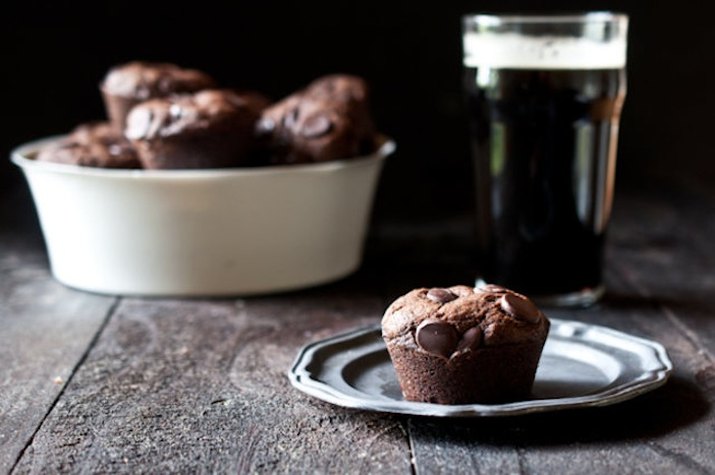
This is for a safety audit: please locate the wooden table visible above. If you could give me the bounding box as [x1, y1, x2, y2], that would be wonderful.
[1, 181, 714, 474]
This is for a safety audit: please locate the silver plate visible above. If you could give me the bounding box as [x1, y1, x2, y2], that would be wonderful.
[288, 319, 673, 417]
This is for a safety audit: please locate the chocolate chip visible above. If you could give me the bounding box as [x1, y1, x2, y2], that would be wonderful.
[477, 284, 508, 294]
[284, 107, 300, 129]
[226, 95, 247, 108]
[107, 144, 123, 156]
[426, 288, 457, 304]
[416, 320, 459, 359]
[125, 108, 154, 140]
[500, 293, 542, 323]
[455, 326, 482, 353]
[256, 117, 275, 135]
[169, 103, 183, 119]
[301, 114, 333, 138]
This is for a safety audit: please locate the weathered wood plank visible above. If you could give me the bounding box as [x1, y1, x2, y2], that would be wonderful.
[0, 231, 116, 474]
[608, 186, 715, 355]
[12, 289, 412, 474]
[7, 181, 715, 474]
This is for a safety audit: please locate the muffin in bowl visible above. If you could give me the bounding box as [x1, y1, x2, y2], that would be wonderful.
[382, 285, 550, 404]
[100, 61, 215, 130]
[36, 122, 140, 169]
[125, 89, 263, 169]
[12, 67, 394, 296]
[256, 74, 376, 165]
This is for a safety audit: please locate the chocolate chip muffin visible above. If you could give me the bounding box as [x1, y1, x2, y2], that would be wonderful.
[101, 61, 215, 131]
[125, 89, 262, 169]
[303, 74, 375, 139]
[255, 74, 376, 164]
[36, 122, 141, 169]
[382, 285, 550, 404]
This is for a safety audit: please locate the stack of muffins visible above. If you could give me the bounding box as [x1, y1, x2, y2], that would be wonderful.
[37, 62, 378, 170]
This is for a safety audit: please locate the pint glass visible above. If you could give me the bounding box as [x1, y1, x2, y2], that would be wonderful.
[462, 13, 628, 306]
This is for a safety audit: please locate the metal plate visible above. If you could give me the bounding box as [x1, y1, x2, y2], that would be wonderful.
[288, 319, 673, 417]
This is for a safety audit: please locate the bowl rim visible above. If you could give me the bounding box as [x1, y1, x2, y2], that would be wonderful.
[11, 135, 396, 180]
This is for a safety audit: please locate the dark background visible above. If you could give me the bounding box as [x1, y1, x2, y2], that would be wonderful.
[3, 0, 714, 226]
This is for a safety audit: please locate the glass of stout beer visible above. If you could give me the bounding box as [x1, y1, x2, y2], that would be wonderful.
[462, 13, 628, 306]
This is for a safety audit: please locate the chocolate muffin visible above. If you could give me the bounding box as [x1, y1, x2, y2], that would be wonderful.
[36, 122, 141, 169]
[256, 74, 376, 164]
[381, 285, 550, 404]
[304, 74, 374, 138]
[125, 89, 262, 169]
[101, 61, 215, 130]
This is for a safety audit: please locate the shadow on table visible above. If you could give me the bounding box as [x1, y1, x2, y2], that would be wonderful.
[406, 375, 710, 445]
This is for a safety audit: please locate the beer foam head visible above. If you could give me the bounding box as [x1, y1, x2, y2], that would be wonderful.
[463, 32, 627, 70]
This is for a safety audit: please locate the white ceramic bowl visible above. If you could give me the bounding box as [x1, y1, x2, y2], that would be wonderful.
[12, 137, 394, 296]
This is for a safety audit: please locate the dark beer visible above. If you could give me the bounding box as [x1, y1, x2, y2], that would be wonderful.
[464, 66, 626, 298]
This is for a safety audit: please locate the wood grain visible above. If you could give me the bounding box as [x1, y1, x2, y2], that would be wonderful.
[4, 182, 715, 474]
[609, 187, 715, 355]
[0, 234, 116, 473]
[12, 291, 412, 474]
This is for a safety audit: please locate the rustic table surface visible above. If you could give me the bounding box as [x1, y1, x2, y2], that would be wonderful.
[1, 180, 714, 475]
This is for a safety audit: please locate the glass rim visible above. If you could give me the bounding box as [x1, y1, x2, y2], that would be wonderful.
[463, 11, 628, 26]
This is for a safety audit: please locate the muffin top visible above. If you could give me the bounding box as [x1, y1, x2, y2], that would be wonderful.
[255, 74, 376, 164]
[36, 122, 140, 169]
[101, 61, 215, 100]
[125, 89, 262, 141]
[256, 94, 362, 163]
[304, 74, 369, 105]
[382, 285, 550, 358]
[304, 74, 374, 138]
